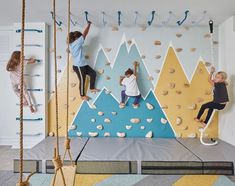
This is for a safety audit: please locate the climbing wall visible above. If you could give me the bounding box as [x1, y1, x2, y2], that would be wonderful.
[155, 47, 218, 138]
[69, 89, 175, 138]
[48, 58, 88, 136]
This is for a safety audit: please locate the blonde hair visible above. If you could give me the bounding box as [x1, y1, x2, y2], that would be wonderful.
[6, 51, 21, 71]
[217, 71, 228, 85]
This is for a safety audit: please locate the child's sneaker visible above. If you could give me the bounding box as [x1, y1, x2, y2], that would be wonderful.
[90, 88, 100, 94]
[132, 104, 139, 109]
[81, 96, 90, 101]
[119, 103, 125, 109]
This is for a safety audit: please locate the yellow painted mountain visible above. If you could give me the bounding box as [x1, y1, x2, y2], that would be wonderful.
[155, 47, 218, 138]
[48, 58, 88, 136]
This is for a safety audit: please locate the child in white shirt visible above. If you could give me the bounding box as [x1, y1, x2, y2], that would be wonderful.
[120, 62, 141, 109]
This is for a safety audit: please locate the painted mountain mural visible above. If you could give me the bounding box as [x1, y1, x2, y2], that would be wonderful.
[69, 89, 175, 138]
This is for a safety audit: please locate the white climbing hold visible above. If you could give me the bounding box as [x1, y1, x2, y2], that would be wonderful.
[147, 76, 154, 81]
[188, 133, 197, 138]
[97, 125, 103, 130]
[126, 125, 132, 130]
[98, 111, 104, 116]
[176, 117, 182, 125]
[176, 104, 181, 109]
[161, 118, 168, 124]
[70, 83, 76, 88]
[105, 90, 111, 94]
[105, 61, 111, 66]
[111, 112, 117, 115]
[104, 118, 111, 123]
[168, 68, 175, 73]
[127, 40, 132, 45]
[175, 133, 182, 138]
[154, 40, 161, 45]
[76, 132, 82, 137]
[176, 48, 183, 53]
[104, 132, 110, 137]
[188, 104, 197, 110]
[145, 131, 153, 138]
[182, 126, 188, 130]
[147, 118, 153, 123]
[90, 104, 97, 109]
[117, 132, 126, 138]
[98, 69, 104, 74]
[112, 26, 118, 31]
[49, 132, 54, 137]
[146, 103, 154, 110]
[162, 90, 168, 96]
[69, 125, 77, 130]
[104, 48, 112, 52]
[91, 118, 96, 123]
[89, 132, 98, 137]
[140, 126, 145, 130]
[155, 55, 161, 59]
[130, 118, 140, 124]
[176, 33, 182, 38]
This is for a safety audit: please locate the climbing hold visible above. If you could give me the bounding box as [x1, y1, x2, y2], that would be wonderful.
[213, 41, 219, 45]
[127, 40, 132, 45]
[176, 104, 181, 109]
[176, 117, 182, 125]
[188, 104, 197, 110]
[90, 104, 97, 109]
[168, 82, 175, 89]
[154, 40, 161, 45]
[188, 133, 197, 138]
[117, 132, 126, 138]
[155, 55, 161, 59]
[205, 90, 212, 95]
[69, 97, 76, 101]
[112, 26, 118, 31]
[176, 48, 183, 53]
[104, 132, 110, 137]
[126, 125, 132, 130]
[190, 48, 196, 52]
[69, 125, 77, 130]
[175, 133, 182, 138]
[85, 55, 89, 59]
[161, 118, 168, 124]
[161, 105, 168, 109]
[197, 97, 204, 103]
[56, 27, 62, 32]
[176, 33, 182, 38]
[106, 76, 111, 80]
[182, 126, 188, 130]
[147, 118, 153, 123]
[91, 118, 96, 123]
[97, 125, 103, 130]
[162, 90, 168, 96]
[104, 118, 111, 123]
[184, 83, 190, 88]
[141, 55, 146, 59]
[49, 132, 54, 137]
[98, 111, 104, 116]
[111, 112, 117, 115]
[204, 33, 211, 38]
[147, 76, 154, 81]
[70, 83, 76, 88]
[104, 48, 112, 52]
[89, 132, 98, 137]
[57, 69, 62, 73]
[168, 68, 175, 73]
[57, 55, 62, 59]
[140, 126, 145, 130]
[105, 90, 111, 94]
[145, 131, 153, 138]
[76, 132, 82, 137]
[98, 69, 104, 74]
[155, 69, 161, 73]
[70, 112, 76, 116]
[130, 118, 141, 124]
[140, 25, 147, 31]
[176, 90, 182, 94]
[146, 103, 154, 110]
[199, 68, 204, 74]
[204, 62, 211, 67]
[105, 61, 111, 66]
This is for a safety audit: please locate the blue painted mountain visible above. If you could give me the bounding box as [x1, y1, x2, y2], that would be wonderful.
[69, 89, 175, 138]
[87, 42, 153, 103]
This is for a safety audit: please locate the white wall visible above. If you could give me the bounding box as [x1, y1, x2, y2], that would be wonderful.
[219, 16, 235, 146]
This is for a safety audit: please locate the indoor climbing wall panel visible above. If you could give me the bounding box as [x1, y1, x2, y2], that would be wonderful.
[69, 89, 175, 138]
[155, 47, 218, 138]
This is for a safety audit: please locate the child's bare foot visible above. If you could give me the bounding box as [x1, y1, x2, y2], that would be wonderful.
[200, 121, 207, 128]
[132, 104, 139, 109]
[119, 103, 125, 109]
[81, 96, 90, 101]
[194, 118, 200, 122]
[30, 105, 36, 113]
[90, 88, 100, 93]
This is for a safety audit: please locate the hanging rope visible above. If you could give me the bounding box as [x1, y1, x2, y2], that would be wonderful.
[62, 0, 74, 166]
[51, 0, 66, 185]
[17, 0, 35, 185]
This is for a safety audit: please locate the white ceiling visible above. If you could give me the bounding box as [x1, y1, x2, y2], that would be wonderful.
[1, 0, 235, 27]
